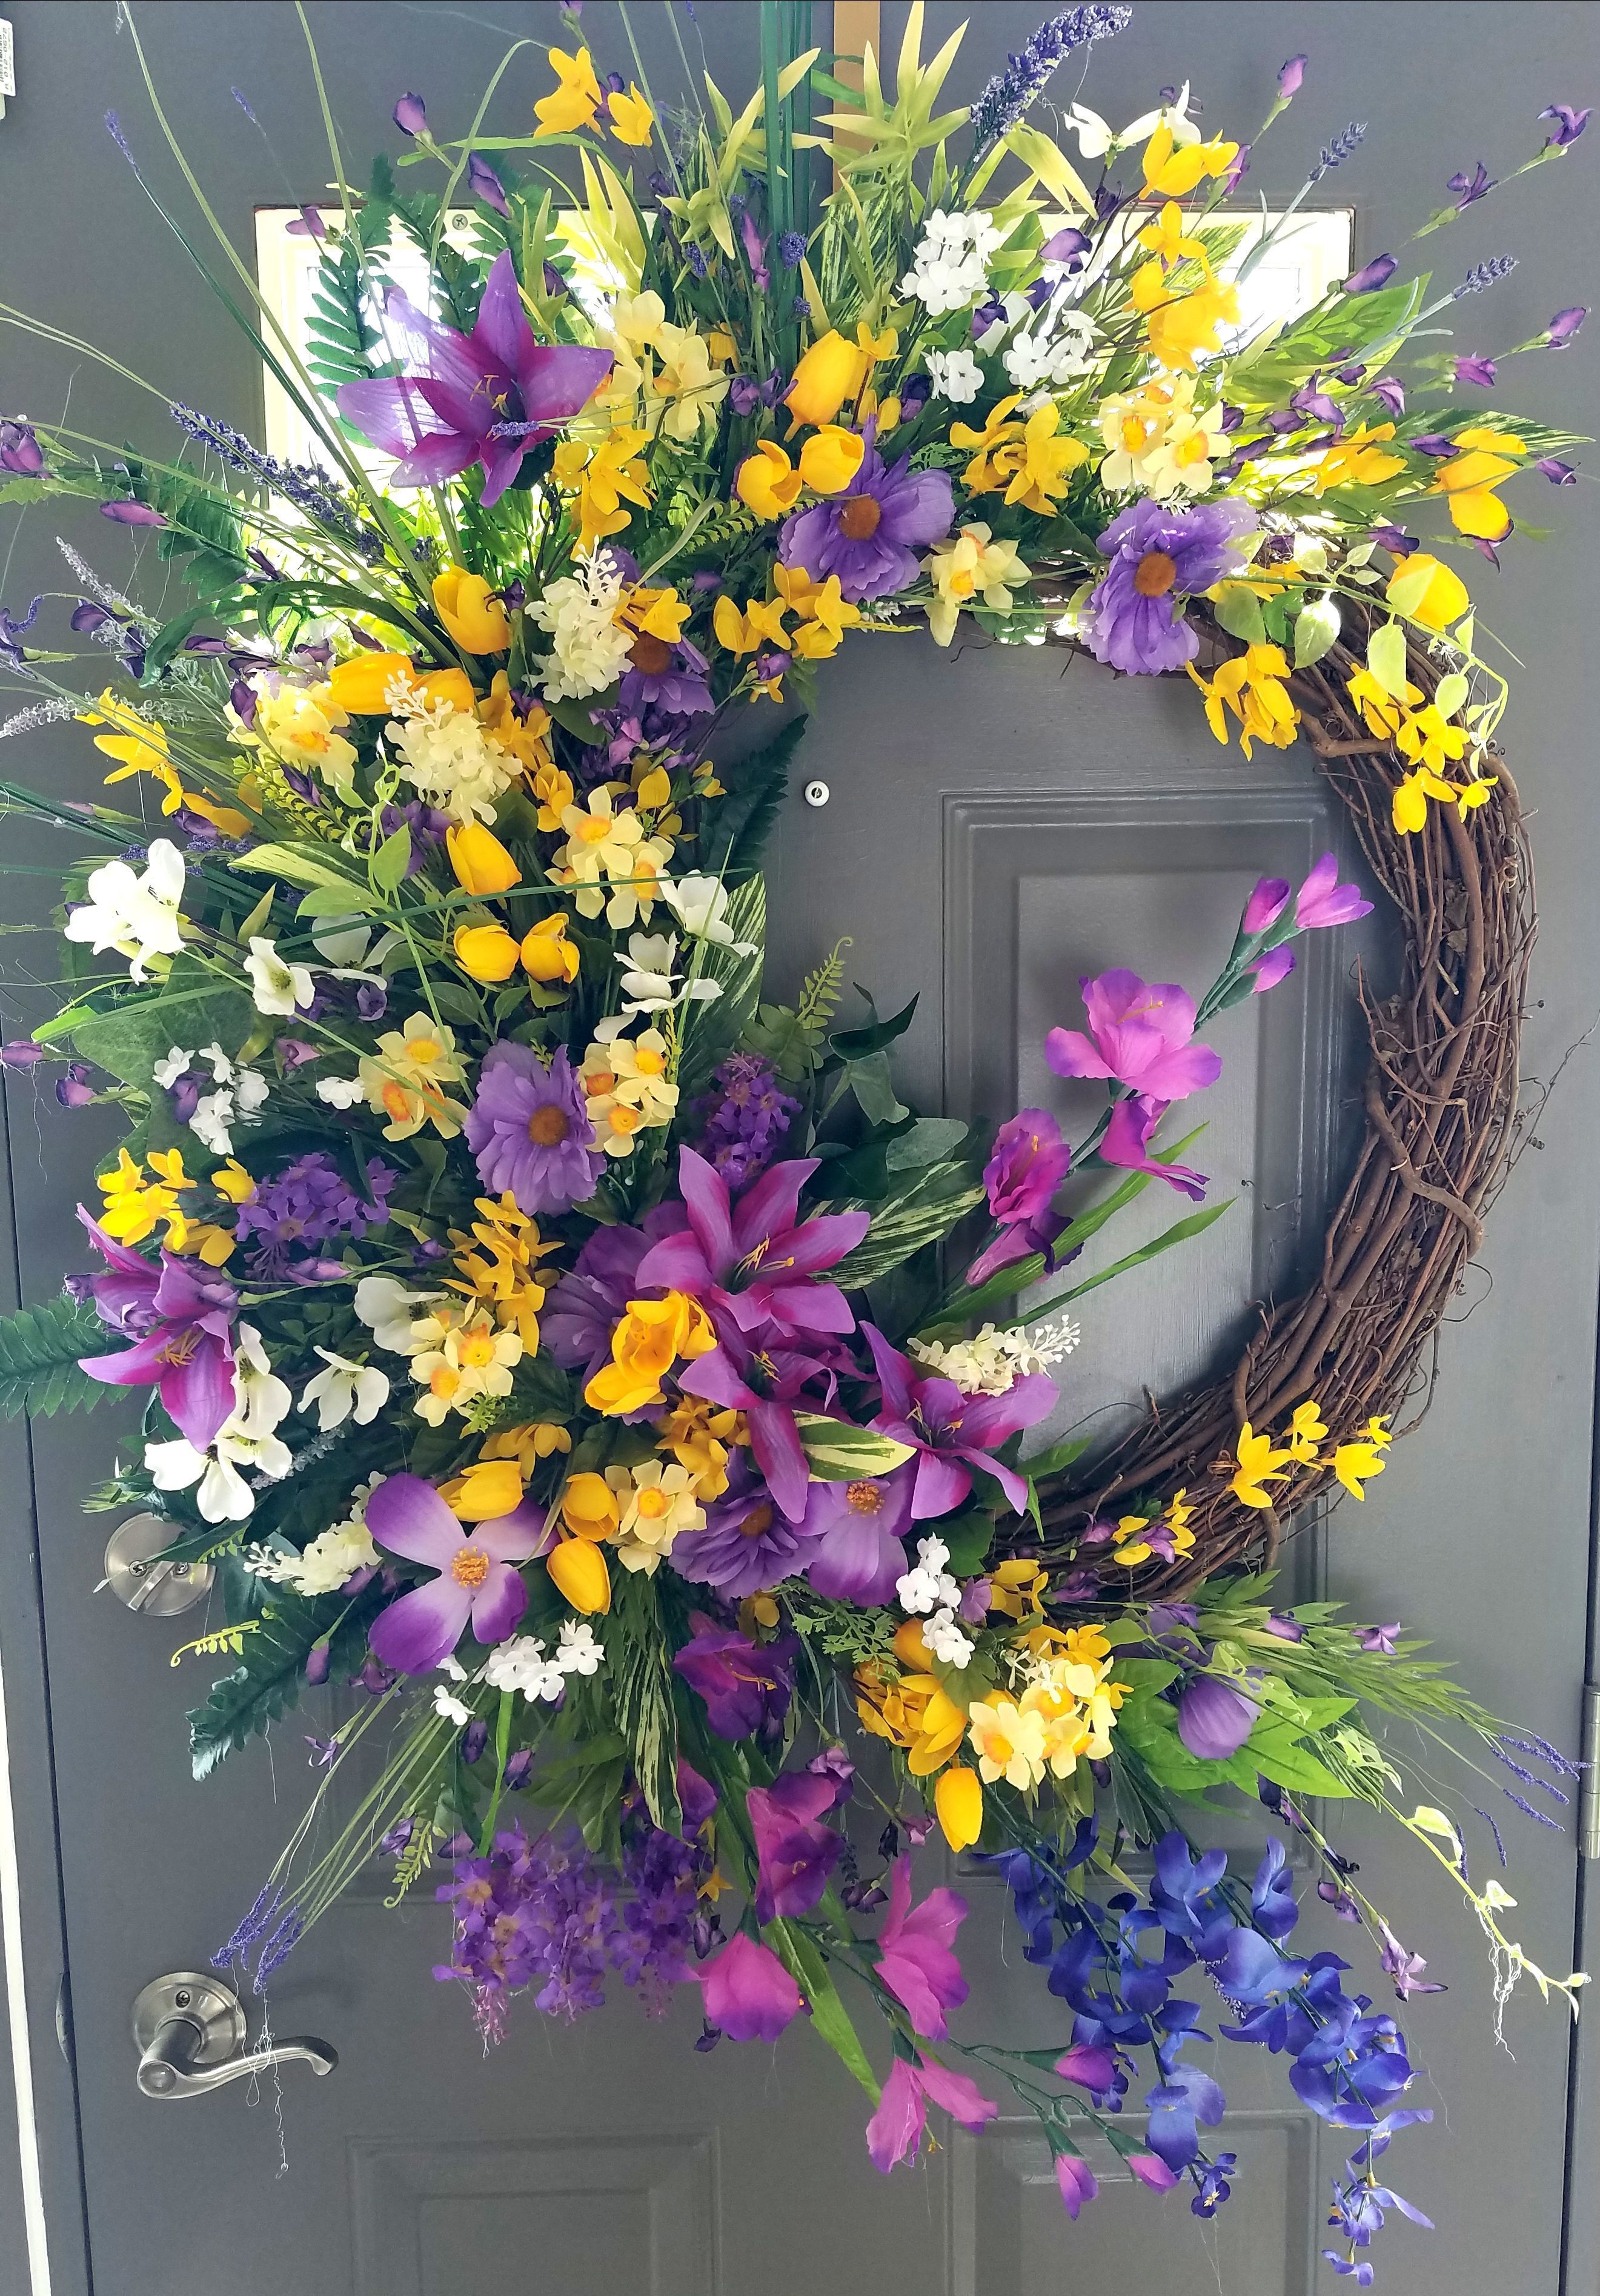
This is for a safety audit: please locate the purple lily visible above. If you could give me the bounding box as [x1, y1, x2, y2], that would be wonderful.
[1378, 1921, 1446, 2001]
[76, 1216, 237, 1446]
[543, 1219, 654, 1381]
[1355, 1621, 1402, 1654]
[800, 1465, 914, 1604]
[677, 1330, 840, 1521]
[1099, 1097, 1209, 1201]
[748, 1770, 845, 1920]
[672, 1618, 796, 1739]
[863, 1324, 1057, 1519]
[337, 250, 612, 505]
[634, 1147, 869, 1340]
[365, 1473, 549, 1673]
[1046, 970, 1221, 1102]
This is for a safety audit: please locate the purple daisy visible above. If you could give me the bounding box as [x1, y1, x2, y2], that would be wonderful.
[669, 1456, 821, 1598]
[1083, 497, 1255, 675]
[463, 1043, 603, 1215]
[780, 436, 954, 602]
[619, 632, 714, 718]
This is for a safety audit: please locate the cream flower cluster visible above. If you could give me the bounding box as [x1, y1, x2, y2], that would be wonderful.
[245, 1476, 383, 1596]
[909, 1316, 1079, 1398]
[526, 548, 636, 700]
[383, 682, 522, 826]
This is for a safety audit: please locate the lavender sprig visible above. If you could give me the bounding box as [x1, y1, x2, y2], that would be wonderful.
[1308, 121, 1366, 185]
[170, 403, 378, 556]
[1455, 254, 1518, 297]
[969, 6, 1132, 154]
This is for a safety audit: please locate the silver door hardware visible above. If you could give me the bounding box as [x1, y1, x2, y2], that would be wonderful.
[104, 1514, 214, 1616]
[1580, 1684, 1600, 1859]
[131, 1973, 336, 2099]
[803, 778, 830, 808]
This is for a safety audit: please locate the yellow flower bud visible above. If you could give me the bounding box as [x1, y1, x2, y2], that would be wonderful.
[446, 820, 523, 895]
[585, 1292, 715, 1416]
[798, 425, 866, 496]
[893, 1618, 932, 1668]
[735, 440, 803, 521]
[548, 1536, 612, 1614]
[433, 565, 511, 653]
[934, 1765, 984, 1853]
[784, 330, 863, 433]
[560, 1472, 620, 1542]
[446, 1458, 526, 1521]
[453, 923, 522, 983]
[634, 765, 672, 810]
[414, 666, 479, 712]
[328, 651, 413, 714]
[520, 912, 580, 986]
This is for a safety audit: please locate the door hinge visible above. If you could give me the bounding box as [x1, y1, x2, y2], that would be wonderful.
[1580, 1684, 1600, 1859]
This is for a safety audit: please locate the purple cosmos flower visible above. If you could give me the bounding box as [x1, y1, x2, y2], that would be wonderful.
[364, 1473, 548, 1673]
[779, 434, 954, 602]
[619, 631, 714, 717]
[1355, 1621, 1402, 1654]
[1343, 255, 1398, 296]
[866, 2053, 999, 2171]
[76, 1219, 237, 1446]
[465, 1042, 603, 1215]
[671, 1456, 820, 1598]
[672, 1619, 796, 1739]
[543, 1220, 654, 1379]
[635, 1147, 868, 1340]
[864, 1324, 1057, 1518]
[692, 1933, 802, 2042]
[692, 1051, 800, 1192]
[1083, 497, 1255, 675]
[874, 1857, 969, 2039]
[337, 251, 612, 505]
[466, 153, 510, 217]
[1449, 161, 1493, 210]
[748, 1770, 844, 1920]
[100, 500, 168, 526]
[1547, 305, 1587, 347]
[393, 91, 428, 136]
[1541, 104, 1590, 149]
[1537, 455, 1578, 483]
[1454, 355, 1497, 388]
[799, 1466, 914, 1604]
[966, 1109, 1071, 1289]
[678, 1332, 840, 1519]
[1178, 1673, 1261, 1759]
[1244, 876, 1291, 935]
[1046, 970, 1221, 1101]
[0, 419, 43, 476]
[1278, 54, 1307, 97]
[1295, 852, 1373, 929]
[1368, 375, 1406, 417]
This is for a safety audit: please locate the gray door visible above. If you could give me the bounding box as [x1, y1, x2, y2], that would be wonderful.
[2, 4, 1598, 2294]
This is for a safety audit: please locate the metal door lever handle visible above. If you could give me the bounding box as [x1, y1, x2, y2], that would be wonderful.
[131, 1972, 336, 2100]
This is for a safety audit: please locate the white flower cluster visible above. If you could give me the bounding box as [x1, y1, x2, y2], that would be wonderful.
[153, 1040, 270, 1158]
[63, 837, 187, 983]
[526, 549, 635, 702]
[145, 1324, 293, 1524]
[896, 1535, 974, 1670]
[1003, 310, 1100, 397]
[909, 1316, 1080, 1398]
[900, 208, 1005, 316]
[482, 1621, 606, 1704]
[245, 1477, 382, 1596]
[926, 347, 983, 405]
[383, 680, 522, 826]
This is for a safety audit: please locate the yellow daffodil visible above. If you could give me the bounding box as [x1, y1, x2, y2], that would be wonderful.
[605, 1457, 705, 1574]
[552, 790, 674, 927]
[585, 1290, 716, 1416]
[783, 329, 863, 433]
[446, 820, 522, 895]
[553, 428, 653, 552]
[1187, 643, 1299, 759]
[85, 692, 251, 839]
[359, 1011, 468, 1141]
[520, 911, 581, 986]
[581, 1027, 678, 1156]
[431, 566, 510, 653]
[243, 682, 359, 792]
[1143, 277, 1242, 373]
[935, 1765, 984, 1853]
[1142, 121, 1240, 196]
[1230, 1422, 1293, 1509]
[607, 83, 654, 144]
[477, 671, 553, 776]
[1287, 1400, 1327, 1462]
[712, 594, 791, 657]
[966, 1694, 1050, 1792]
[548, 1535, 611, 1613]
[409, 1306, 522, 1425]
[736, 440, 804, 521]
[453, 922, 521, 983]
[649, 323, 730, 442]
[534, 44, 602, 137]
[951, 394, 1089, 514]
[1310, 422, 1407, 495]
[797, 424, 866, 495]
[533, 763, 575, 832]
[921, 522, 1032, 647]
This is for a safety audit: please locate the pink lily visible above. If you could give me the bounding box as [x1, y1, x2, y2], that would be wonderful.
[634, 1146, 869, 1338]
[76, 1214, 237, 1447]
[874, 1856, 970, 2040]
[866, 2052, 999, 2171]
[365, 1473, 550, 1674]
[1046, 970, 1221, 1101]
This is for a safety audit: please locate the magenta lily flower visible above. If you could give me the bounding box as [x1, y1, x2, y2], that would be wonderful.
[672, 1617, 797, 1739]
[692, 1933, 802, 2042]
[634, 1147, 869, 1339]
[76, 1215, 237, 1447]
[748, 1769, 846, 1922]
[874, 1857, 969, 2040]
[863, 1324, 1057, 1518]
[866, 2052, 998, 2171]
[1293, 852, 1373, 930]
[364, 1473, 549, 1673]
[1046, 970, 1221, 1103]
[337, 250, 612, 505]
[1099, 1096, 1209, 1201]
[679, 1330, 846, 1520]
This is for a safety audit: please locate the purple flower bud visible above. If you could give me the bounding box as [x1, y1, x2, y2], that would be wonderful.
[1263, 1611, 1305, 1642]
[900, 374, 931, 413]
[1368, 375, 1406, 417]
[1247, 946, 1296, 993]
[379, 1816, 415, 1856]
[0, 419, 44, 476]
[1343, 254, 1397, 296]
[1177, 1673, 1261, 1760]
[503, 1748, 533, 1791]
[1218, 403, 1243, 433]
[1334, 363, 1366, 385]
[0, 1041, 44, 1070]
[1448, 161, 1493, 210]
[971, 291, 1007, 337]
[393, 92, 428, 138]
[467, 153, 510, 217]
[1536, 455, 1577, 483]
[55, 1063, 96, 1108]
[959, 1576, 992, 1624]
[276, 1037, 320, 1070]
[1278, 55, 1306, 98]
[460, 1719, 489, 1766]
[1223, 144, 1252, 194]
[1540, 104, 1590, 150]
[356, 981, 388, 1023]
[1369, 523, 1418, 555]
[1454, 355, 1497, 388]
[543, 259, 568, 299]
[728, 375, 762, 416]
[230, 678, 258, 729]
[100, 500, 168, 526]
[739, 207, 769, 291]
[284, 205, 328, 239]
[1055, 1568, 1101, 1601]
[1243, 875, 1291, 935]
[1547, 305, 1587, 347]
[1040, 225, 1090, 272]
[1409, 434, 1458, 457]
[304, 1641, 332, 1685]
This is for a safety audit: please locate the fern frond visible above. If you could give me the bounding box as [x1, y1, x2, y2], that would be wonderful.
[0, 1296, 121, 1420]
[798, 938, 853, 1034]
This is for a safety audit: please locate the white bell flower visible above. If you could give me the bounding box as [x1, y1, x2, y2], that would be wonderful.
[243, 934, 315, 1017]
[63, 837, 186, 982]
[299, 1349, 390, 1431]
[659, 874, 757, 954]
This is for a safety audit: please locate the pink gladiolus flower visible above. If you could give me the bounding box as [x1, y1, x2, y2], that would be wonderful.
[1129, 2151, 1181, 2192]
[1243, 875, 1291, 935]
[1247, 944, 1296, 994]
[1046, 971, 1221, 1102]
[365, 1473, 550, 1673]
[1293, 852, 1373, 931]
[693, 1933, 803, 2042]
[1100, 1096, 1209, 1200]
[874, 1856, 970, 2040]
[865, 2052, 1000, 2171]
[1055, 2150, 1100, 2217]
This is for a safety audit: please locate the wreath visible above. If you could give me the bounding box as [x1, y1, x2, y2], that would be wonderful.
[0, 7, 1585, 2278]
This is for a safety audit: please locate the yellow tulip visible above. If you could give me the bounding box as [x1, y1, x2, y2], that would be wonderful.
[735, 440, 803, 521]
[328, 651, 413, 714]
[548, 1537, 611, 1614]
[1387, 552, 1469, 632]
[446, 1458, 526, 1521]
[783, 330, 863, 433]
[433, 566, 511, 653]
[520, 912, 580, 986]
[935, 1765, 984, 1854]
[446, 820, 523, 895]
[560, 1473, 620, 1541]
[585, 1292, 715, 1416]
[798, 425, 866, 496]
[453, 923, 523, 982]
[416, 666, 478, 712]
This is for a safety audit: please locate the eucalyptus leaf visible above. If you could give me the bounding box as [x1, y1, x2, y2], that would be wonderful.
[1366, 619, 1410, 700]
[1293, 594, 1341, 668]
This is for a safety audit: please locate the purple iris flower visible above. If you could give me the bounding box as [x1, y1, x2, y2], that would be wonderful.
[1541, 104, 1591, 149]
[1344, 255, 1398, 295]
[464, 1042, 604, 1215]
[1536, 456, 1578, 483]
[966, 1109, 1071, 1290]
[677, 1331, 840, 1520]
[1296, 852, 1373, 928]
[76, 1217, 237, 1446]
[1448, 161, 1493, 210]
[672, 1618, 796, 1739]
[337, 251, 612, 505]
[467, 153, 510, 217]
[619, 632, 714, 717]
[779, 433, 954, 602]
[748, 1770, 844, 1920]
[800, 1464, 914, 1604]
[0, 419, 43, 475]
[1547, 305, 1587, 347]
[1454, 355, 1496, 388]
[692, 1933, 802, 2040]
[1046, 970, 1221, 1101]
[863, 1324, 1057, 1519]
[1083, 497, 1254, 675]
[634, 1146, 868, 1340]
[670, 1455, 822, 1598]
[874, 1856, 969, 2039]
[364, 1473, 549, 1673]
[393, 92, 428, 137]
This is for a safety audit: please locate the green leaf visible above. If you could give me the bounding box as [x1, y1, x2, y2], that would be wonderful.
[1116, 1695, 1255, 1794]
[236, 883, 277, 946]
[1021, 1434, 1091, 1485]
[830, 992, 917, 1061]
[1212, 583, 1267, 645]
[608, 1577, 681, 1833]
[231, 841, 365, 894]
[1366, 619, 1409, 699]
[885, 1117, 968, 1171]
[844, 1050, 909, 1129]
[764, 1919, 880, 2101]
[830, 1169, 986, 1289]
[71, 952, 253, 1085]
[1026, 1199, 1234, 1317]
[938, 1508, 995, 1576]
[706, 718, 808, 878]
[794, 1416, 915, 1480]
[1293, 594, 1341, 668]
[1246, 1716, 1353, 1798]
[0, 1296, 122, 1419]
[188, 1588, 373, 1777]
[370, 825, 412, 894]
[1433, 671, 1469, 720]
